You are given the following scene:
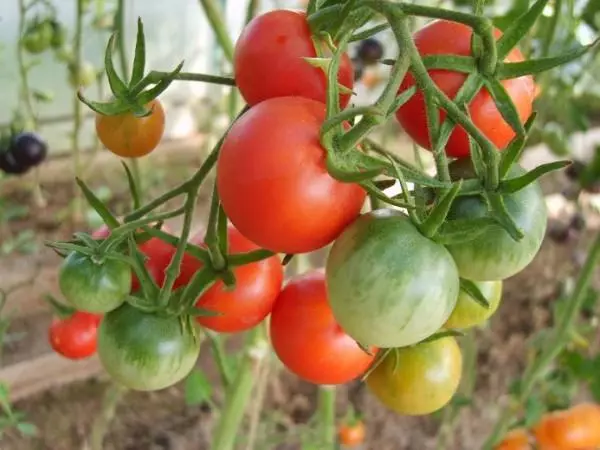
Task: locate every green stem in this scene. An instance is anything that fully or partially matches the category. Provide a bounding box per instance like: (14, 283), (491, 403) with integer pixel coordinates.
(115, 0), (128, 76)
(198, 0), (235, 63)
(72, 0), (85, 223)
(244, 350), (271, 450)
(483, 231), (600, 449)
(90, 383), (128, 450)
(542, 0), (561, 57)
(207, 331), (232, 388)
(318, 385), (336, 448)
(142, 71), (236, 86)
(473, 0), (486, 14)
(244, 0), (259, 24)
(211, 329), (267, 450)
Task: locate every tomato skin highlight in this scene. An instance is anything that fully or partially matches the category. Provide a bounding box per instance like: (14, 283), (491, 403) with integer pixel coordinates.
(395, 20), (535, 158)
(533, 403), (600, 450)
(187, 227), (284, 333)
(49, 312), (101, 360)
(326, 209), (459, 348)
(217, 97), (366, 254)
(445, 165), (547, 281)
(338, 421), (366, 447)
(270, 271), (376, 385)
(234, 10), (354, 108)
(367, 337), (462, 415)
(95, 99), (165, 158)
(98, 303), (201, 391)
(59, 251), (130, 313)
(444, 280), (502, 329)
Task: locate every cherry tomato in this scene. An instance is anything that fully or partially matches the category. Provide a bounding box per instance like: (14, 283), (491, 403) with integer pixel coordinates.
(131, 236), (177, 292)
(68, 61), (97, 88)
(49, 312), (101, 360)
(185, 226), (284, 333)
(234, 10), (354, 108)
(395, 20), (535, 158)
(217, 97), (366, 254)
(339, 421), (366, 447)
(0, 149), (29, 175)
(534, 403), (600, 450)
(270, 271), (376, 385)
(444, 281), (503, 329)
(22, 19), (54, 54)
(495, 429), (530, 450)
(9, 132), (48, 168)
(366, 337), (462, 415)
(96, 99), (165, 158)
(356, 38), (384, 65)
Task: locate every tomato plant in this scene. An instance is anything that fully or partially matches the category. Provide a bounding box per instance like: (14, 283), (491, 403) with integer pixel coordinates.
(395, 19), (536, 159)
(444, 281), (503, 329)
(98, 303), (201, 391)
(217, 96), (366, 254)
(49, 311), (101, 360)
(338, 420), (366, 447)
(366, 336), (462, 416)
(326, 209), (458, 348)
(234, 10), (354, 108)
(59, 251), (130, 313)
(95, 99), (165, 158)
(270, 271), (376, 385)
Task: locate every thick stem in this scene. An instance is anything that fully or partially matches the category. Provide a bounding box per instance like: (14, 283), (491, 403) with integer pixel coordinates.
(90, 383), (127, 450)
(244, 333), (271, 450)
(72, 0), (85, 223)
(318, 385), (336, 449)
(483, 231), (600, 449)
(198, 0), (235, 63)
(207, 331), (232, 388)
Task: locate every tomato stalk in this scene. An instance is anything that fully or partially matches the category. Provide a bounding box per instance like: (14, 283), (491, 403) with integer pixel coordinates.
(483, 231), (600, 449)
(90, 382), (128, 450)
(244, 347), (271, 450)
(198, 0), (235, 63)
(318, 385), (337, 449)
(206, 331), (233, 388)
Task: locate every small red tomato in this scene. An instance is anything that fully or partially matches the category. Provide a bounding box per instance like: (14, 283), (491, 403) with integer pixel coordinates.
(339, 421), (366, 447)
(49, 312), (101, 360)
(217, 97), (366, 254)
(495, 429), (530, 450)
(270, 271), (377, 384)
(396, 20), (535, 158)
(234, 10), (354, 108)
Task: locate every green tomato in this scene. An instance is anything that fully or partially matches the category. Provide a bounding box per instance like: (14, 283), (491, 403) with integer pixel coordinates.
(22, 20), (54, 54)
(50, 20), (67, 50)
(444, 281), (502, 329)
(59, 251), (130, 313)
(326, 209), (459, 348)
(98, 303), (201, 391)
(445, 164), (547, 281)
(68, 61), (97, 88)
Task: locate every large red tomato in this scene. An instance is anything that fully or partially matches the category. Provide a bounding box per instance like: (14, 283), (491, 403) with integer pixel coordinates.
(395, 20), (535, 158)
(234, 10), (354, 108)
(270, 271), (376, 385)
(217, 97), (366, 254)
(189, 226), (283, 333)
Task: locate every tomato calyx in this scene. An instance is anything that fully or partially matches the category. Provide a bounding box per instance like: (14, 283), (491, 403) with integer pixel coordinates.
(44, 294), (77, 320)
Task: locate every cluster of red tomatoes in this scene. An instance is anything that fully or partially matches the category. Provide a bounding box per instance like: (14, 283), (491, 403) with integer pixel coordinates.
(52, 9), (546, 418)
(496, 403), (600, 450)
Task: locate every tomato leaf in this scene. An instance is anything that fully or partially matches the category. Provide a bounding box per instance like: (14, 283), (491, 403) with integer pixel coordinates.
(75, 178), (120, 229)
(460, 279), (490, 309)
(523, 394), (546, 428)
(104, 33), (129, 97)
(435, 217), (497, 245)
(500, 161), (571, 194)
(483, 78), (526, 138)
(130, 18), (146, 86)
(184, 369), (213, 406)
(16, 422), (37, 437)
(499, 113), (537, 179)
(496, 0), (550, 59)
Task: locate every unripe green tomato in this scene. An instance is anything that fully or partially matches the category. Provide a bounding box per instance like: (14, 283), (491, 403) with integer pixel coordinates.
(50, 20), (67, 50)
(444, 281), (502, 329)
(68, 61), (97, 88)
(22, 20), (54, 54)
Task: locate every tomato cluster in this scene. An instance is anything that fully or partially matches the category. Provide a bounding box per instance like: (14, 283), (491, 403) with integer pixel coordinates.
(495, 403), (600, 450)
(0, 132), (48, 176)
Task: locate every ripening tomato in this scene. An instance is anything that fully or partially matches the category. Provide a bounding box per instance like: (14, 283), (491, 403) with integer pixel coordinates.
(326, 209), (459, 348)
(270, 271), (376, 385)
(444, 281), (503, 329)
(217, 97), (366, 254)
(366, 337), (462, 416)
(188, 226), (283, 332)
(495, 429), (531, 450)
(98, 303), (201, 391)
(234, 10), (354, 108)
(533, 403), (600, 450)
(96, 99), (165, 158)
(395, 20), (535, 158)
(339, 420), (366, 447)
(49, 312), (101, 360)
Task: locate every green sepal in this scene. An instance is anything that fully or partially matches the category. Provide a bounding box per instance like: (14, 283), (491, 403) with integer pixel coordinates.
(361, 182), (415, 209)
(496, 0), (550, 58)
(72, 232), (99, 249)
(360, 348), (393, 381)
(387, 86), (416, 116)
(187, 306), (222, 317)
(459, 278), (490, 309)
(127, 236), (159, 301)
(121, 162), (141, 210)
(485, 192), (524, 241)
(46, 242), (96, 257)
(326, 152), (383, 183)
(483, 77), (526, 137)
(104, 33), (129, 97)
(499, 161), (571, 194)
(228, 249), (275, 267)
(137, 60), (184, 107)
(419, 180), (463, 239)
(125, 294), (159, 313)
(76, 178), (120, 229)
(434, 217), (497, 245)
(217, 269), (237, 291)
(217, 205), (229, 258)
(349, 23), (390, 42)
(140, 224), (210, 263)
(499, 113), (537, 178)
(44, 294), (76, 319)
(420, 329), (465, 345)
(180, 267), (218, 310)
(282, 254), (295, 266)
(130, 18), (146, 86)
(77, 92), (132, 116)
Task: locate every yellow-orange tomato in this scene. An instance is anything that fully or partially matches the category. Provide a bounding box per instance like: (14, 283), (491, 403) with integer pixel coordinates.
(338, 421), (366, 447)
(366, 337), (462, 416)
(495, 428), (531, 450)
(534, 403), (600, 450)
(444, 281), (503, 329)
(95, 99), (165, 158)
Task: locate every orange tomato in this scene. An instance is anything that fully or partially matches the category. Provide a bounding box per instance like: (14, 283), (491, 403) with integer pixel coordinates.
(339, 421), (366, 447)
(534, 403), (600, 450)
(495, 428), (531, 450)
(96, 99), (165, 158)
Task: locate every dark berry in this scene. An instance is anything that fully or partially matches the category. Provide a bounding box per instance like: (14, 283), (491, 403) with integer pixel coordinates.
(0, 150), (29, 175)
(356, 38), (384, 65)
(9, 132), (48, 168)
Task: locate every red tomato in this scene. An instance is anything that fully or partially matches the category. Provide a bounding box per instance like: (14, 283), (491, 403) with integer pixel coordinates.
(92, 224), (110, 239)
(187, 226), (283, 332)
(534, 403), (600, 450)
(217, 97), (366, 254)
(234, 10), (354, 108)
(270, 271), (377, 384)
(131, 236), (177, 292)
(49, 312), (101, 360)
(395, 20), (535, 158)
(495, 429), (531, 450)
(339, 421), (366, 447)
